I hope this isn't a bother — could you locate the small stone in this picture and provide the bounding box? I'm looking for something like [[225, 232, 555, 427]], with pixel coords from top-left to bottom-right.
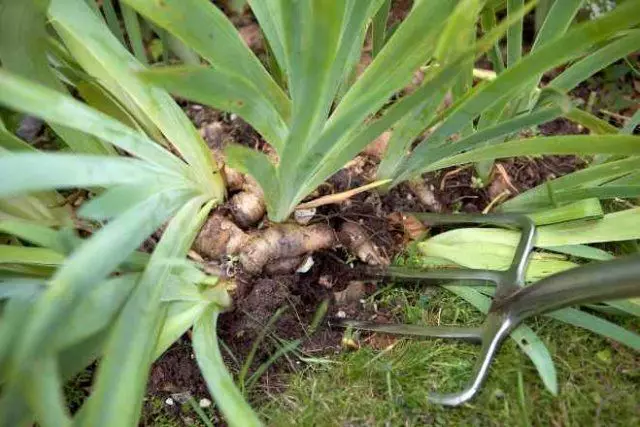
[[296, 255, 315, 273], [171, 392, 191, 404], [199, 398, 212, 408], [165, 398, 175, 406], [336, 310, 347, 318]]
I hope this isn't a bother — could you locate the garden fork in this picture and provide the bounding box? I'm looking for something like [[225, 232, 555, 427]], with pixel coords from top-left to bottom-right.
[[334, 213, 640, 406]]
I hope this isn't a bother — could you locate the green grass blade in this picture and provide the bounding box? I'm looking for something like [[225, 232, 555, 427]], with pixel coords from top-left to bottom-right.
[[371, 0, 391, 58], [121, 4, 148, 65], [81, 197, 210, 427], [548, 186, 640, 203], [122, 0, 290, 122], [544, 244, 614, 261], [526, 198, 603, 226], [506, 0, 524, 67], [0, 69, 189, 173], [193, 306, 262, 427], [101, 0, 126, 45], [565, 107, 619, 135], [532, 0, 583, 50], [333, 0, 455, 128], [247, 0, 288, 74], [424, 105, 565, 166], [0, 124, 36, 152], [0, 277, 44, 300], [0, 153, 183, 198], [547, 308, 640, 351], [0, 0, 114, 155], [480, 7, 505, 73], [551, 30, 640, 92], [165, 33, 201, 65], [424, 135, 640, 172], [605, 300, 640, 317]]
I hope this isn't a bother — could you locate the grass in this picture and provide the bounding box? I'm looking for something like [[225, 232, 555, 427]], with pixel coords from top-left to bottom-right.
[[258, 274, 640, 426]]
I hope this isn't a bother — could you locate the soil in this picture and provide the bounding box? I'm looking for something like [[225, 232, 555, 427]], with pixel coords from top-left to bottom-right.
[[146, 113, 585, 412], [144, 2, 634, 419]]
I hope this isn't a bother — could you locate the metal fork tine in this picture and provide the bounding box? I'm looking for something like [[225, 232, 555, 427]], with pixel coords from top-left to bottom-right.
[[335, 319, 483, 342], [427, 313, 513, 406], [366, 265, 501, 283]]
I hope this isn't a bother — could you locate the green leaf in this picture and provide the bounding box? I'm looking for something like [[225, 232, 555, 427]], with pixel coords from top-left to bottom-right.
[[247, 0, 288, 74], [506, 0, 524, 68], [422, 105, 564, 167], [193, 306, 262, 427], [81, 197, 211, 427], [371, 0, 391, 58], [121, 4, 148, 65], [77, 184, 174, 221], [401, 1, 640, 179], [547, 308, 640, 351], [50, 0, 223, 198], [11, 188, 196, 374], [20, 356, 71, 427], [225, 144, 279, 214], [424, 135, 640, 172], [122, 0, 290, 123], [0, 153, 185, 199], [57, 274, 139, 349], [0, 277, 45, 300], [427, 208, 640, 248], [502, 156, 640, 211], [101, 0, 126, 45], [0, 219, 60, 249], [153, 301, 208, 360], [140, 66, 288, 151], [420, 241, 576, 282], [0, 245, 65, 267], [0, 0, 114, 155], [551, 30, 640, 92], [621, 109, 640, 136], [0, 69, 188, 173]]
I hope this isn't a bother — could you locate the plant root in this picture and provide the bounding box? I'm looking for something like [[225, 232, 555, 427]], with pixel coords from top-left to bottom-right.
[[194, 217, 336, 275], [240, 223, 336, 274], [338, 222, 388, 266], [193, 213, 249, 259], [408, 179, 443, 212]]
